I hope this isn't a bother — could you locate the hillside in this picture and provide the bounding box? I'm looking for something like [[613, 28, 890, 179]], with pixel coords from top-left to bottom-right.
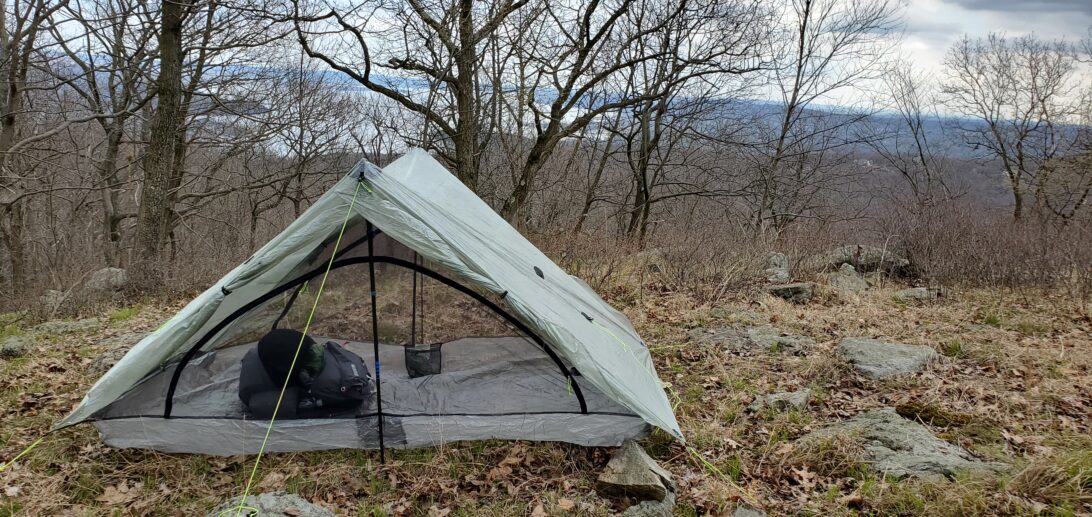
[[1, 270, 1089, 515]]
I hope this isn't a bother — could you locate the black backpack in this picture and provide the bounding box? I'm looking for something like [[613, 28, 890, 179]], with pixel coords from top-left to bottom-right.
[[239, 341, 372, 418], [307, 341, 372, 408]]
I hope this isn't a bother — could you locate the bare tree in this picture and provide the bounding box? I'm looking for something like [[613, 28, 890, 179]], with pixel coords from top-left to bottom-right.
[[497, 0, 768, 222], [863, 62, 953, 212], [291, 0, 528, 190], [0, 0, 70, 292], [49, 0, 157, 265], [745, 0, 901, 233], [941, 33, 1081, 222], [133, 0, 287, 284]]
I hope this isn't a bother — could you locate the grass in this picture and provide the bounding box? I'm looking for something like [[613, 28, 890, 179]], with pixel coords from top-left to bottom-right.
[[0, 284, 1090, 515], [107, 305, 142, 323]]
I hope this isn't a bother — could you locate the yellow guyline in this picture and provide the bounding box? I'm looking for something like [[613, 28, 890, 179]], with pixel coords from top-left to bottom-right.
[[225, 179, 366, 517]]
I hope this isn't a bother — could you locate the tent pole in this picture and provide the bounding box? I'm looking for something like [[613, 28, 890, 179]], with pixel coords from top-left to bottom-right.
[[366, 221, 386, 463], [410, 252, 417, 347]]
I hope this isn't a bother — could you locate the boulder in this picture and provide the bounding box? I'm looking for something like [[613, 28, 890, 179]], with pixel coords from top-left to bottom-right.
[[91, 331, 145, 374], [0, 336, 31, 359], [624, 248, 668, 275], [749, 389, 811, 412], [39, 289, 66, 310], [709, 307, 765, 326], [84, 267, 129, 292], [745, 326, 814, 355], [829, 263, 868, 294], [765, 252, 791, 284], [208, 492, 335, 517], [597, 440, 674, 503], [765, 282, 815, 303], [32, 318, 101, 335], [894, 287, 943, 302], [800, 408, 1003, 479], [90, 347, 129, 374], [835, 338, 938, 379], [688, 326, 813, 356], [622, 491, 675, 517], [828, 245, 910, 274], [732, 506, 767, 517]]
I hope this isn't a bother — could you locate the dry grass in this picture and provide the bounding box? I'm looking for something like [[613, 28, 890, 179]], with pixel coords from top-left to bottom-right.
[[1, 270, 1091, 515]]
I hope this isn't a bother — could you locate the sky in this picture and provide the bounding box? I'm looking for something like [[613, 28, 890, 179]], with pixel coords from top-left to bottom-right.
[[901, 0, 1092, 75]]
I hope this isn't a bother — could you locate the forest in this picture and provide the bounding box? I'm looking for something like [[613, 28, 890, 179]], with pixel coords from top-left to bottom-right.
[[0, 0, 1089, 303]]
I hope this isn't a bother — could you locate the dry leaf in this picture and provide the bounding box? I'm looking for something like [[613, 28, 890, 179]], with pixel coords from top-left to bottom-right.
[[530, 503, 547, 517], [4, 486, 20, 497], [96, 482, 136, 505], [558, 498, 575, 511], [427, 506, 451, 517]]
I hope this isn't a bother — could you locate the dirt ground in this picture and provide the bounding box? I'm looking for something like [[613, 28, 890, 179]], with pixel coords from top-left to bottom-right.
[[1, 282, 1090, 516]]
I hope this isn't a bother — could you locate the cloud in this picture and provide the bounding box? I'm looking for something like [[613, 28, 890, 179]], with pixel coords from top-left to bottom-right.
[[904, 19, 961, 37], [946, 0, 1092, 15]]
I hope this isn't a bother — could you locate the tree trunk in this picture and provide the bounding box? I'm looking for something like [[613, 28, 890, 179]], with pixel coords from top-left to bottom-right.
[[98, 123, 125, 266], [133, 0, 187, 289], [0, 203, 26, 294], [452, 0, 480, 190]]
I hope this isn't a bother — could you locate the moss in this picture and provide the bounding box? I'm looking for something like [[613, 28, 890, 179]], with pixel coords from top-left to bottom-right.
[[107, 305, 142, 322], [896, 402, 972, 427]]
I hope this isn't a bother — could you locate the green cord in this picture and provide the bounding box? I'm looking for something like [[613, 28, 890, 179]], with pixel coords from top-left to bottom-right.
[[232, 180, 365, 516], [0, 435, 47, 473]]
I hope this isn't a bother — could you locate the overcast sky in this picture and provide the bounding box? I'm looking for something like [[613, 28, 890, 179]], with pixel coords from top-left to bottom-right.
[[902, 0, 1092, 74]]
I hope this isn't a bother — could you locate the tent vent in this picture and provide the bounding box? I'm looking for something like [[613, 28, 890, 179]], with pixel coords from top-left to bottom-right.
[[534, 266, 544, 278], [581, 312, 593, 322], [221, 286, 232, 295]]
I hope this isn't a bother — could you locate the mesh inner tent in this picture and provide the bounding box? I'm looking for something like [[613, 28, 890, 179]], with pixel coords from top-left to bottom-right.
[[90, 232, 648, 454]]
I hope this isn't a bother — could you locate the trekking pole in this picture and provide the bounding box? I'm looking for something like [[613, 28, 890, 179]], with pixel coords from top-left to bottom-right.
[[366, 220, 386, 464]]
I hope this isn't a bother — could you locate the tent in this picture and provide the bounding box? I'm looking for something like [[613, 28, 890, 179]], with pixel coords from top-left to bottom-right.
[[56, 149, 682, 455]]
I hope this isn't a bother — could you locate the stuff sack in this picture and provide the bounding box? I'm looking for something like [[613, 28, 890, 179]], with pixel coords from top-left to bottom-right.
[[238, 347, 300, 419], [308, 341, 372, 410]]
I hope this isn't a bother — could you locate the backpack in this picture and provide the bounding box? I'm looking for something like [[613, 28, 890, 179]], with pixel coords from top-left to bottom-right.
[[239, 340, 372, 418], [306, 341, 372, 409]]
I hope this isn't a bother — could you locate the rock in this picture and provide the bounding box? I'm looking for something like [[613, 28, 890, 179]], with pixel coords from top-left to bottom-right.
[[765, 252, 791, 283], [91, 331, 146, 374], [208, 492, 335, 517], [801, 408, 1003, 479], [745, 326, 814, 355], [749, 389, 811, 412], [894, 287, 943, 302], [836, 337, 938, 379], [90, 348, 128, 374], [624, 248, 668, 275], [765, 282, 815, 303], [829, 263, 868, 294], [32, 318, 101, 334], [0, 336, 31, 359], [732, 506, 767, 517], [622, 491, 675, 517], [101, 330, 147, 350], [597, 440, 674, 503], [688, 326, 813, 356], [40, 289, 66, 309], [709, 307, 765, 326], [828, 245, 910, 274], [84, 267, 129, 292]]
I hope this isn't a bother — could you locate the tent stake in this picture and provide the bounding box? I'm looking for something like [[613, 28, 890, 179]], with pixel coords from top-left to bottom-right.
[[366, 221, 386, 463]]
